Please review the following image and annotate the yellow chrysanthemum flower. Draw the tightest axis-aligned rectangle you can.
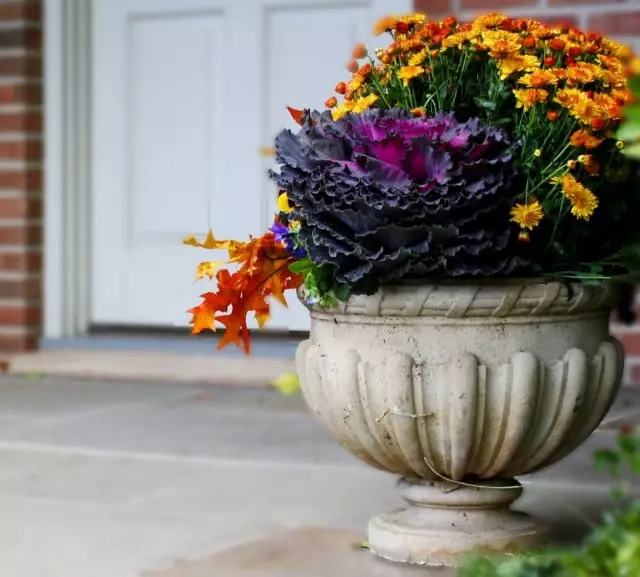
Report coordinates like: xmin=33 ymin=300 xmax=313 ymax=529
xmin=400 ymin=13 xmax=427 ymax=25
xmin=473 ymin=13 xmax=509 ymax=30
xmin=601 ymin=38 xmax=633 ymax=60
xmin=598 ymin=54 xmax=624 ymax=74
xmin=552 ymin=174 xmax=599 ymax=221
xmin=408 ymin=49 xmax=428 ymax=66
xmin=496 ymin=55 xmax=540 ymax=80
xmin=513 ymin=88 xmax=549 ymax=110
xmin=397 ymin=65 xmax=425 ymax=86
xmin=331 ymin=100 xmax=355 ymax=121
xmin=441 ymin=31 xmax=476 ymax=50
xmin=510 ymin=201 xmax=544 ymax=230
xmin=352 ymin=93 xmax=379 ymax=113
xmin=348 ymin=75 xmax=365 ymax=93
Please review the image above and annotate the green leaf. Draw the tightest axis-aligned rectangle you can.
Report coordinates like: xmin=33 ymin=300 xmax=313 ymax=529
xmin=289 ymin=258 xmax=313 ymax=274
xmin=473 ymin=96 xmax=497 ymax=111
xmin=624 ymin=142 xmax=640 ymax=160
xmin=628 ymin=74 xmax=640 ymax=94
xmin=594 ymin=449 xmax=621 ymax=477
xmin=332 ymin=283 xmax=351 ymax=302
xmin=617 ymin=121 xmax=640 ymax=143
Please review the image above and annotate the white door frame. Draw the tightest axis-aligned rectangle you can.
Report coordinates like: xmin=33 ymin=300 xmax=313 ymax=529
xmin=43 ymin=0 xmax=412 ymax=339
xmin=44 ymin=0 xmax=92 ymax=338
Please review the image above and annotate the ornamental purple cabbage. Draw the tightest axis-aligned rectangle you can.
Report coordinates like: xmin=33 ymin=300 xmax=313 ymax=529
xmin=271 ymin=108 xmax=527 ymax=293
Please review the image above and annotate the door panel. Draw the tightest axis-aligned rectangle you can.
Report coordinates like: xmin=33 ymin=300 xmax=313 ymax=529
xmin=91 ymin=0 xmax=410 ymax=330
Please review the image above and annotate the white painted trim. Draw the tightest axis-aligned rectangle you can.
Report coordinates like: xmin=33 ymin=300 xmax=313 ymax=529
xmin=43 ymin=0 xmax=92 ymax=339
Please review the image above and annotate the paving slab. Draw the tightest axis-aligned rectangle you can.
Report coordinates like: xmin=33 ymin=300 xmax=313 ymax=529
xmin=0 ymin=375 xmax=637 ymax=577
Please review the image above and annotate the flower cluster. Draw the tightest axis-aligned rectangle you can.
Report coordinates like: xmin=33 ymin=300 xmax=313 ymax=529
xmin=185 ymin=12 xmax=640 ymax=352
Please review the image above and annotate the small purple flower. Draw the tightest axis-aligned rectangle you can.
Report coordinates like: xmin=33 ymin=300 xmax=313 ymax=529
xmin=270 ymin=219 xmax=306 ymax=259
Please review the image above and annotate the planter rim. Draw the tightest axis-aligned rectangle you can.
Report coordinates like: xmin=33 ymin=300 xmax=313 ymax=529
xmin=299 ymin=278 xmax=618 ymax=319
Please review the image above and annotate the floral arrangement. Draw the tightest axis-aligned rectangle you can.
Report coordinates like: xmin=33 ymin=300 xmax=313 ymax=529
xmin=185 ymin=12 xmax=640 ymax=353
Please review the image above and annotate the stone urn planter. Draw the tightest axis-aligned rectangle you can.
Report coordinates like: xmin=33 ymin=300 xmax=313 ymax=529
xmin=296 ymin=279 xmax=624 ymax=567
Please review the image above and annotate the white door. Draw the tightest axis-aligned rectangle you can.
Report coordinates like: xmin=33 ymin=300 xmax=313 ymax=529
xmin=92 ymin=0 xmax=410 ymax=330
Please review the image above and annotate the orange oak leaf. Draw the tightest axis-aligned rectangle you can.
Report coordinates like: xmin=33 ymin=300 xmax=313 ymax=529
xmin=183 ymin=229 xmax=240 ymax=251
xmin=187 ymin=230 xmax=303 ymax=353
xmin=188 ymin=303 xmax=216 ymax=334
xmin=287 ymin=106 xmax=305 ymax=126
xmin=196 ymin=261 xmax=225 ymax=280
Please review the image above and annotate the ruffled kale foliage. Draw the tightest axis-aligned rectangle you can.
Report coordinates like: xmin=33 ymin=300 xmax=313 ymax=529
xmin=271 ymin=108 xmax=525 ymax=295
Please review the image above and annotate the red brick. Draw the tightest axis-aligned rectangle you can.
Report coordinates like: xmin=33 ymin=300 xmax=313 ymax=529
xmin=460 ymin=0 xmax=534 ymax=9
xmin=0 ymin=251 xmax=41 ymax=272
xmin=0 ymin=169 xmax=41 ymax=189
xmin=588 ymin=12 xmax=640 ymax=36
xmin=0 ymin=223 xmax=41 ymax=245
xmin=514 ymin=14 xmax=580 ymax=28
xmin=0 ymin=84 xmax=41 ymax=105
xmin=0 ymin=140 xmax=41 ymax=160
xmin=414 ymin=0 xmax=452 ymax=15
xmin=0 ymin=304 xmax=40 ymax=325
xmin=0 ymin=331 xmax=37 ymax=352
xmin=0 ymin=197 xmax=42 ymax=218
xmin=0 ymin=112 xmax=41 ymax=132
xmin=0 ymin=2 xmax=42 ymax=22
xmin=0 ymin=54 xmax=40 ymax=76
xmin=0 ymin=276 xmax=40 ymax=299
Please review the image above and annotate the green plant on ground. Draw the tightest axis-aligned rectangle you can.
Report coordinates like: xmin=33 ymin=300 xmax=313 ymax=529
xmin=457 ymin=425 xmax=640 ymax=577
xmin=618 ymin=73 xmax=640 ymax=160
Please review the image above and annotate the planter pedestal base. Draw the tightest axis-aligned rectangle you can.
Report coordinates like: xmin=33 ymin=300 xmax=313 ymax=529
xmin=368 ymin=477 xmax=549 ymax=567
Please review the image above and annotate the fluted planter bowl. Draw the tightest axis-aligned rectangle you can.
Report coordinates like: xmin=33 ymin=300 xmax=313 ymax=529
xmin=296 ymin=279 xmax=623 ymax=567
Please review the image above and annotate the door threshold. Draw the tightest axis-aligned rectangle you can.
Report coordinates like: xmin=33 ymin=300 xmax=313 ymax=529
xmin=6 ymin=347 xmax=295 ymax=388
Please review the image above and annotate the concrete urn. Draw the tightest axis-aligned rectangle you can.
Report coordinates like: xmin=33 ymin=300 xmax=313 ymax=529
xmin=295 ymin=280 xmax=624 ymax=567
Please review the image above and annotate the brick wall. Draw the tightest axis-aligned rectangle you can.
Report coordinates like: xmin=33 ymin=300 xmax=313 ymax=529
xmin=414 ymin=0 xmax=640 ymax=384
xmin=0 ymin=0 xmax=42 ymax=353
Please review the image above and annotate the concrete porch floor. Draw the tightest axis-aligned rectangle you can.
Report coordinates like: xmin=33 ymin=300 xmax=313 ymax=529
xmin=0 ymin=375 xmax=638 ymax=577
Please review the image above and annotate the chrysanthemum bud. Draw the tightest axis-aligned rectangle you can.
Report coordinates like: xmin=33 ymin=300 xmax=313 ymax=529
xmin=335 ymin=82 xmax=347 ymax=94
xmin=325 ymin=96 xmax=338 ymax=109
xmin=346 ymin=59 xmax=359 ymax=73
xmin=352 ymin=43 xmax=368 ymax=60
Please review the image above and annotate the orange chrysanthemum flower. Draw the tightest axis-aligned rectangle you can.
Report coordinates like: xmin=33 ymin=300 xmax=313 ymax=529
xmin=373 ymin=16 xmax=398 ymax=36
xmin=510 ymin=200 xmax=544 ymax=230
xmin=481 ymin=29 xmax=522 ymax=58
xmin=518 ymin=69 xmax=560 ymax=87
xmin=566 ymin=62 xmax=601 ymax=84
xmin=551 ymin=174 xmax=599 ymax=220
